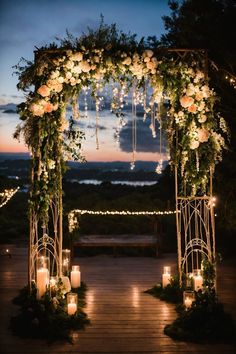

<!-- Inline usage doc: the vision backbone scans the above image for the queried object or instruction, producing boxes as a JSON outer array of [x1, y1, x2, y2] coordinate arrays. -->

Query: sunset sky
[[0, 0, 170, 161]]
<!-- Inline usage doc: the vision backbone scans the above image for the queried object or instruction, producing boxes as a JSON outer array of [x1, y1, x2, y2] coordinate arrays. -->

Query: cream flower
[[66, 72, 72, 79], [198, 128, 210, 143], [144, 49, 154, 58], [48, 159, 56, 169], [144, 56, 150, 63], [80, 61, 91, 72], [186, 84, 195, 96], [195, 91, 204, 101], [37, 85, 51, 97], [198, 114, 207, 123], [122, 57, 132, 65], [57, 76, 64, 83], [190, 140, 200, 150], [50, 70, 60, 79], [65, 60, 74, 70], [71, 52, 83, 61]]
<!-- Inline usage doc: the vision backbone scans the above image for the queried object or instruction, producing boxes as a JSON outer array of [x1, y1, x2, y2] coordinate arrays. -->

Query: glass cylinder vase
[[62, 249, 71, 275], [67, 292, 78, 315], [183, 290, 195, 309], [36, 255, 49, 299]]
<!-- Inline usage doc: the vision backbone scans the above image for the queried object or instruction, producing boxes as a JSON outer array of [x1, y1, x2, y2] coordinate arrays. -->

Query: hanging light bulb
[[156, 159, 163, 174]]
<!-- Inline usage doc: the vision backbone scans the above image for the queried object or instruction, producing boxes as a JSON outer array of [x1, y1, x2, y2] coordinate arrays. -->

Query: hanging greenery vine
[[14, 20, 229, 225]]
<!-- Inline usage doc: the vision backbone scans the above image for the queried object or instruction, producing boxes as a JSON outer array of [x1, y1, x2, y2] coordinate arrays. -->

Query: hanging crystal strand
[[115, 81, 127, 145], [156, 100, 163, 174], [130, 84, 137, 170], [149, 102, 156, 138], [95, 84, 100, 150], [196, 150, 199, 172], [143, 81, 147, 122], [72, 94, 79, 120], [83, 87, 88, 118]]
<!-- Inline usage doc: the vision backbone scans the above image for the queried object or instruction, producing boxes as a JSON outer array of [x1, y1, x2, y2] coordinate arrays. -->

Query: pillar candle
[[68, 302, 77, 315], [71, 266, 81, 288], [193, 274, 203, 291], [162, 273, 171, 287], [37, 268, 49, 299], [184, 297, 193, 308]]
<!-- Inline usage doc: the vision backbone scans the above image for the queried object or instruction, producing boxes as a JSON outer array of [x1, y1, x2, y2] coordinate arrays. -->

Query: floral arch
[[15, 25, 228, 287]]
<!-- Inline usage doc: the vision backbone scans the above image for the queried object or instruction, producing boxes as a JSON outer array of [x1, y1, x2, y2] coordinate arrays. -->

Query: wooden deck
[[0, 245, 235, 353]]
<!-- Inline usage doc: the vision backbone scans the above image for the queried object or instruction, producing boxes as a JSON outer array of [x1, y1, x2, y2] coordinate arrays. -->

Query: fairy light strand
[[68, 208, 178, 232], [0, 187, 19, 208]]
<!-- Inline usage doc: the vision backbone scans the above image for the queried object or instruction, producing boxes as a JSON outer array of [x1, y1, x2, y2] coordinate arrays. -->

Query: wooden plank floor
[[0, 245, 235, 354]]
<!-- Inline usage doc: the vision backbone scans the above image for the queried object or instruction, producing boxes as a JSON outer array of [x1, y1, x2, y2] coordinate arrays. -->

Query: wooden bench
[[73, 234, 159, 257]]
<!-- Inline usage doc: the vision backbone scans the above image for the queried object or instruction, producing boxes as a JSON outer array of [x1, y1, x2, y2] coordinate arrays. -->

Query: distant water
[[68, 179, 158, 186], [0, 152, 30, 161]]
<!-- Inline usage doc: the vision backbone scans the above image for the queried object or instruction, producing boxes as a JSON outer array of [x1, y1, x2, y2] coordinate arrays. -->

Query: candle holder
[[62, 249, 71, 275], [162, 266, 171, 288], [67, 292, 78, 315], [71, 265, 81, 289], [36, 256, 50, 299], [50, 276, 57, 288], [186, 272, 194, 288], [193, 269, 203, 291], [183, 290, 195, 309]]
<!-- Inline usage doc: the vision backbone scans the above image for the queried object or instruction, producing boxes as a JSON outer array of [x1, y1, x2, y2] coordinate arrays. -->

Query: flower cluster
[[15, 28, 228, 225]]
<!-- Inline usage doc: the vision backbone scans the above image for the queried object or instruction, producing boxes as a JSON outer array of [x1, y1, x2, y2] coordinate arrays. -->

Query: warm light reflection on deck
[[86, 290, 95, 313], [132, 286, 140, 308]]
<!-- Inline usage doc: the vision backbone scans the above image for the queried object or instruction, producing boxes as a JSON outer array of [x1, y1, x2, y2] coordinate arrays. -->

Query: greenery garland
[[145, 260, 235, 343], [10, 281, 90, 344], [14, 20, 229, 225]]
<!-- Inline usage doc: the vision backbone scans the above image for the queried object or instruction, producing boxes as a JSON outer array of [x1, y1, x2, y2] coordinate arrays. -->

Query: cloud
[[87, 124, 107, 130], [119, 117, 167, 153]]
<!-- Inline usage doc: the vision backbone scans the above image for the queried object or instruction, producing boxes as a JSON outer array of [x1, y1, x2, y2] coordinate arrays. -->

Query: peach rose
[[37, 85, 51, 97], [43, 102, 54, 113], [198, 128, 210, 143], [180, 95, 194, 108], [29, 102, 44, 116], [188, 104, 197, 113], [195, 92, 204, 101], [80, 61, 91, 72]]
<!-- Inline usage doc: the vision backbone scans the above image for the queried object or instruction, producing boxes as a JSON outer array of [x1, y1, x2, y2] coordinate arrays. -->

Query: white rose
[[190, 140, 200, 150], [144, 49, 154, 58], [50, 70, 60, 79], [122, 57, 132, 65], [66, 72, 72, 79], [57, 76, 64, 83]]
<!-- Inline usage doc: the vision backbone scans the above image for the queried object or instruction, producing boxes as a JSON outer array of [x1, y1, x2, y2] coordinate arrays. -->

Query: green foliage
[[10, 282, 90, 344], [164, 289, 236, 343], [144, 276, 184, 303]]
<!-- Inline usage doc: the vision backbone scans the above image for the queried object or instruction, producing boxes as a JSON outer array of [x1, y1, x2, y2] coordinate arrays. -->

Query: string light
[[0, 187, 19, 208], [224, 74, 236, 89], [68, 208, 178, 232]]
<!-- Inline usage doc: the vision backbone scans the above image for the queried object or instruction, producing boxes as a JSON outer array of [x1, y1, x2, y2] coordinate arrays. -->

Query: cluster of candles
[[162, 266, 203, 309], [36, 249, 81, 315]]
